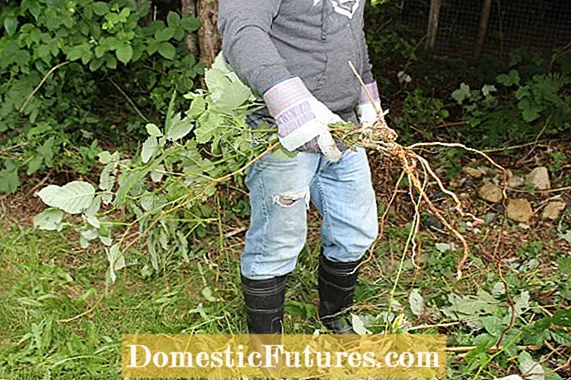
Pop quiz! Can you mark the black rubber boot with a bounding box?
[318,254,361,334]
[241,274,288,334]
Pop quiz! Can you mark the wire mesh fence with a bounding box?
[399,0,571,59]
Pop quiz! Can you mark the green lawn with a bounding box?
[0,216,569,379]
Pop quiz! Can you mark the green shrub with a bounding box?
[0,0,201,193]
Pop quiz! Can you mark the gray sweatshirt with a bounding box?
[218,0,373,122]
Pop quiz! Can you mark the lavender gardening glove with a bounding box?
[264,77,343,162]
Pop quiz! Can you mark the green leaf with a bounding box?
[92,2,109,16]
[201,287,217,302]
[99,151,119,164]
[187,96,207,119]
[167,115,193,141]
[116,43,133,64]
[158,42,176,60]
[33,208,64,231]
[27,155,44,175]
[558,257,571,276]
[409,289,424,316]
[195,111,223,144]
[22,0,42,19]
[514,291,530,316]
[559,230,571,244]
[181,15,201,32]
[452,83,471,104]
[553,309,571,327]
[141,136,159,163]
[106,244,125,284]
[352,314,372,335]
[146,39,161,55]
[167,12,181,27]
[214,81,253,112]
[0,169,21,194]
[37,181,96,214]
[482,316,503,337]
[145,123,163,137]
[155,27,176,42]
[518,351,544,380]
[4,17,18,36]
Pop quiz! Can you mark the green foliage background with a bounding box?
[0,0,202,193]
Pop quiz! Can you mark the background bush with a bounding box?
[0,0,201,193]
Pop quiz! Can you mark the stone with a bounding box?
[506,198,534,223]
[484,212,497,224]
[463,167,483,179]
[542,201,567,220]
[525,167,551,190]
[508,175,525,188]
[478,183,503,203]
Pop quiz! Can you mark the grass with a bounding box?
[0,202,569,379]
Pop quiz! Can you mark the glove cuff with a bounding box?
[359,81,380,105]
[263,76,312,116]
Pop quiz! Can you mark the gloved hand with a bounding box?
[357,81,398,142]
[357,81,382,125]
[264,76,342,162]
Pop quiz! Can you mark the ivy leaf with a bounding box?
[409,289,425,316]
[167,116,193,141]
[37,181,96,214]
[33,208,64,231]
[141,136,159,163]
[158,42,176,60]
[116,43,133,64]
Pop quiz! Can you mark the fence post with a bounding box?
[475,0,493,59]
[427,0,442,50]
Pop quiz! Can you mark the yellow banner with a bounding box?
[122,334,446,379]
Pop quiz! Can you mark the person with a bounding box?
[219,0,381,334]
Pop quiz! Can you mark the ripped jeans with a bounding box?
[242,147,379,280]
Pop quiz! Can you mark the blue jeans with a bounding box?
[242,147,378,280]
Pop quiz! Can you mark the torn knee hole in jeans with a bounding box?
[272,188,310,209]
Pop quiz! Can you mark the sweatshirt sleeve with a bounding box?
[359,26,374,85]
[218,0,291,96]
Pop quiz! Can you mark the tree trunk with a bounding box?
[181,0,199,56]
[197,0,222,67]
